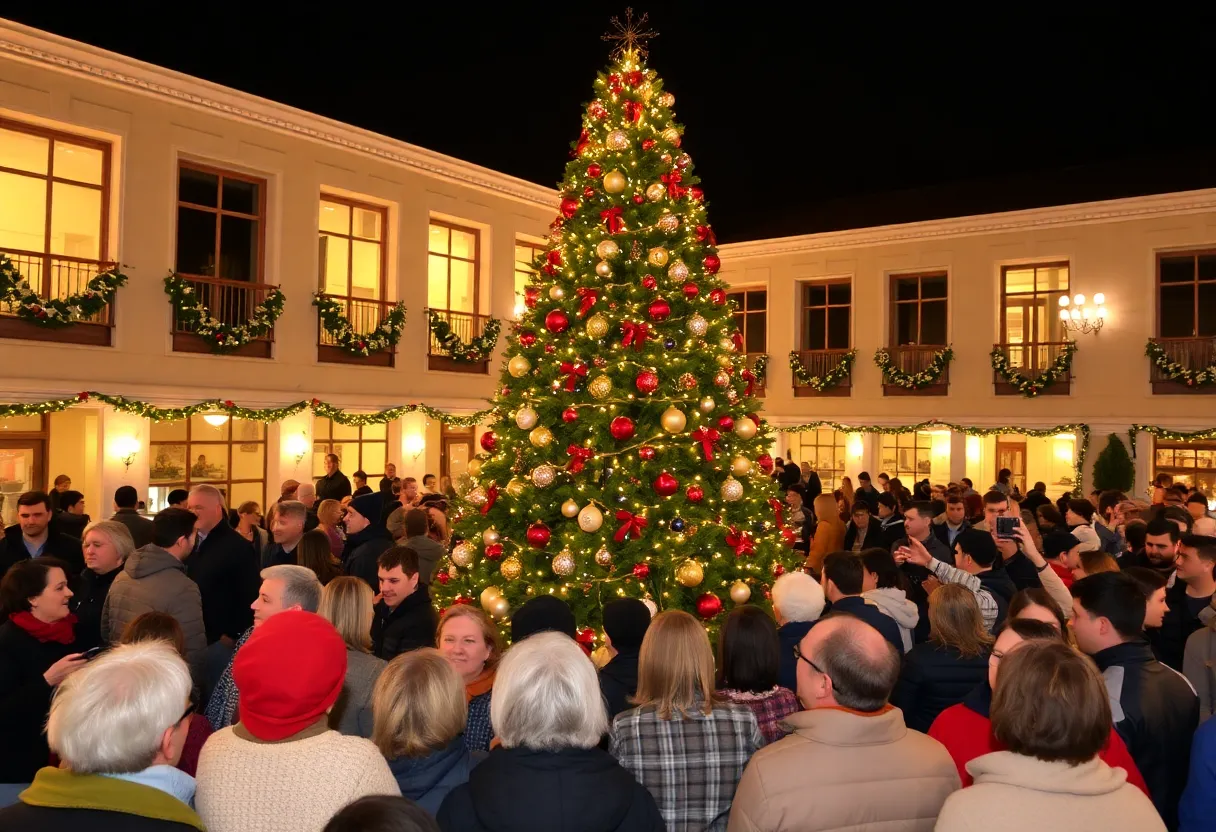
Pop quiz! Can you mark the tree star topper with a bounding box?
[602,8,658,59]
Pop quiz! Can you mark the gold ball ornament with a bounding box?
[482,527,500,545]
[552,549,576,577]
[667,260,690,281]
[585,313,609,339]
[647,246,669,267]
[661,127,681,145]
[603,170,627,194]
[661,406,687,434]
[578,503,604,533]
[505,478,526,498]
[596,240,620,259]
[595,546,613,567]
[657,213,679,233]
[659,92,675,107]
[606,130,629,150]
[730,581,752,604]
[675,559,704,587]
[529,426,554,448]
[500,556,522,581]
[688,314,708,337]
[646,183,666,202]
[531,464,557,488]
[678,372,697,390]
[562,499,580,518]
[699,396,716,413]
[716,353,733,368]
[731,455,753,476]
[489,595,510,619]
[479,585,502,610]
[734,417,758,440]
[467,458,482,477]
[595,260,613,278]
[721,476,744,502]
[451,542,474,568]
[507,355,531,378]
[467,486,488,507]
[720,337,737,352]
[714,370,731,388]
[588,375,613,399]
[515,406,539,430]
[548,285,565,301]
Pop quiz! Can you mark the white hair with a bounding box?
[296,482,316,501]
[48,641,191,773]
[260,564,323,612]
[491,631,607,750]
[188,483,226,510]
[772,571,826,623]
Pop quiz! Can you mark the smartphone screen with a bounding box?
[995,516,1020,539]
[81,646,105,661]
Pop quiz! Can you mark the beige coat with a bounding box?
[101,544,207,667]
[935,751,1165,832]
[727,706,959,832]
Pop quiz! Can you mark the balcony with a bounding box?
[792,349,852,398]
[0,249,117,346]
[742,353,767,397]
[172,275,276,358]
[1149,337,1216,394]
[426,307,493,373]
[881,345,950,396]
[993,342,1072,396]
[317,294,399,367]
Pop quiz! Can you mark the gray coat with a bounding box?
[403,534,445,584]
[331,647,387,738]
[101,544,207,668]
[1184,603,1216,723]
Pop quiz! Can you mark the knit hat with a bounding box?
[233,611,347,741]
[349,492,383,523]
[510,595,576,642]
[602,598,651,651]
[1043,531,1082,561]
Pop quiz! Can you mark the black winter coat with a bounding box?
[0,620,76,783]
[599,649,640,720]
[891,642,990,733]
[842,521,884,552]
[1148,580,1211,671]
[73,565,121,650]
[437,746,664,832]
[372,588,439,661]
[0,524,84,578]
[111,508,155,549]
[0,803,197,832]
[345,533,394,593]
[315,470,353,502]
[185,521,258,644]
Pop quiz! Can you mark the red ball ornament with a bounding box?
[648,298,671,322]
[696,593,724,619]
[485,543,503,560]
[546,250,563,266]
[682,282,700,299]
[695,224,711,241]
[582,186,595,199]
[716,416,735,431]
[610,416,636,442]
[632,562,651,580]
[544,344,556,354]
[686,485,704,503]
[518,330,537,347]
[587,163,602,178]
[525,287,540,309]
[455,595,473,605]
[636,370,659,395]
[544,309,570,334]
[773,563,786,577]
[642,138,656,151]
[626,70,644,87]
[480,431,497,452]
[560,197,579,218]
[589,101,607,119]
[435,571,450,585]
[709,288,727,306]
[638,446,656,461]
[758,454,774,474]
[703,254,721,274]
[641,275,657,290]
[653,471,679,497]
[632,194,644,204]
[576,627,597,647]
[526,523,552,549]
[562,407,579,423]
[689,186,705,202]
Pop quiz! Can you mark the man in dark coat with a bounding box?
[261,500,308,568]
[842,503,884,551]
[371,546,438,661]
[344,492,394,591]
[110,485,154,548]
[599,598,651,720]
[315,453,352,502]
[0,490,84,577]
[184,485,259,646]
[820,551,905,656]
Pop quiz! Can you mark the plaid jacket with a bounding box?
[610,701,763,832]
[717,687,800,745]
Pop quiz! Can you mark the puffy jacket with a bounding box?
[1183,600,1216,722]
[892,643,989,733]
[102,545,206,668]
[862,587,919,653]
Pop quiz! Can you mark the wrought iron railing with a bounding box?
[426,307,491,356]
[0,248,116,326]
[171,275,277,341]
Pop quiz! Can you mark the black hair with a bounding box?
[1187,491,1210,507]
[997,468,1011,483]
[1180,534,1216,564]
[0,557,71,616]
[1008,588,1067,633]
[961,478,974,488]
[786,482,807,499]
[876,492,898,511]
[860,547,908,591]
[114,485,139,509]
[1032,481,1047,493]
[858,471,871,482]
[822,551,865,596]
[152,508,198,549]
[352,470,368,482]
[1036,503,1064,528]
[58,490,84,511]
[983,490,1009,506]
[1098,490,1126,516]
[904,501,934,521]
[955,529,998,567]
[166,488,189,506]
[16,490,51,512]
[1145,516,1181,543]
[322,796,440,832]
[1122,565,1168,597]
[1070,572,1146,640]
[1067,499,1095,522]
[851,501,871,515]
[404,508,428,538]
[716,605,781,693]
[1160,505,1194,533]
[1124,519,1148,551]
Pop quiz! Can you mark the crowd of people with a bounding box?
[0,454,1214,831]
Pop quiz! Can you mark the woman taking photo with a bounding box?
[0,558,87,783]
[319,576,386,737]
[715,606,799,743]
[437,605,502,752]
[74,520,134,650]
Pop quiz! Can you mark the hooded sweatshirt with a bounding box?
[389,737,474,816]
[862,587,919,652]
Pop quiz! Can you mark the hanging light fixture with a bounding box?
[1058,292,1105,335]
[202,413,230,428]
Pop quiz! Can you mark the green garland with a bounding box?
[990,342,1077,397]
[1145,339,1216,388]
[0,254,126,327]
[789,349,856,391]
[91,393,309,423]
[874,346,954,389]
[164,273,285,353]
[0,394,84,418]
[427,310,501,362]
[313,294,407,356]
[311,399,495,428]
[1128,424,1216,460]
[751,354,768,386]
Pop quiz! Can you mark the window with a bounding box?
[801,281,850,350]
[728,289,767,352]
[319,196,386,300]
[148,416,266,512]
[312,418,387,488]
[514,240,544,319]
[176,162,265,283]
[427,220,479,313]
[1158,251,1216,339]
[1154,440,1216,501]
[890,273,947,346]
[881,432,934,483]
[1001,263,1069,347]
[796,428,847,492]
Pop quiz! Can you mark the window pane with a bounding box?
[0,128,48,174]
[190,415,229,441]
[221,178,258,215]
[827,307,850,349]
[353,207,381,241]
[176,207,217,276]
[921,300,947,344]
[450,228,476,260]
[515,244,537,272]
[1005,305,1026,345]
[895,278,920,301]
[179,167,218,208]
[1160,285,1195,338]
[0,173,47,252]
[332,421,359,441]
[896,304,919,344]
[330,442,355,470]
[320,234,350,295]
[351,240,381,299]
[746,291,767,311]
[319,200,350,235]
[448,259,475,313]
[361,422,387,440]
[1037,266,1068,292]
[314,418,332,441]
[231,442,264,481]
[1200,255,1216,282]
[827,282,851,305]
[187,445,227,481]
[428,223,448,254]
[1199,284,1216,337]
[1160,256,1194,284]
[805,309,826,350]
[1004,268,1034,294]
[53,141,103,185]
[150,420,187,442]
[805,284,826,306]
[427,254,449,308]
[219,215,258,281]
[229,482,264,509]
[361,442,386,477]
[745,312,766,352]
[232,418,265,442]
[0,414,42,431]
[921,276,948,299]
[312,445,329,478]
[49,182,101,259]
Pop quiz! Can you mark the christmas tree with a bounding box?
[433,14,797,637]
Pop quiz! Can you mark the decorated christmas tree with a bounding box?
[433,14,797,637]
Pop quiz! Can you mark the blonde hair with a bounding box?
[438,605,504,672]
[317,499,342,527]
[812,493,838,524]
[318,576,374,652]
[633,610,718,719]
[82,520,135,563]
[929,583,994,658]
[372,648,467,758]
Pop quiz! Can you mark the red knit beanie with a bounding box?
[233,611,347,741]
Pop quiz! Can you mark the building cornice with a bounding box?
[0,20,559,211]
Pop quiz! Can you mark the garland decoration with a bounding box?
[313,294,407,355]
[1145,339,1216,388]
[0,394,83,418]
[0,254,127,327]
[874,346,953,389]
[164,273,285,353]
[1128,425,1216,460]
[427,310,501,362]
[789,349,856,391]
[990,341,1077,397]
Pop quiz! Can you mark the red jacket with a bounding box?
[928,685,1148,795]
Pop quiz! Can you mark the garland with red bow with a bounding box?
[621,320,650,351]
[566,445,594,473]
[614,510,648,543]
[600,206,624,234]
[559,360,588,392]
[690,426,721,461]
[725,526,755,557]
[480,484,498,516]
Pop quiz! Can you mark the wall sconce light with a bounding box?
[1059,292,1105,335]
[113,436,140,472]
[285,432,310,467]
[404,434,425,461]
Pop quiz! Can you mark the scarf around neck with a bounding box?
[465,667,495,702]
[10,611,76,644]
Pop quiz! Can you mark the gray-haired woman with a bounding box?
[76,519,135,650]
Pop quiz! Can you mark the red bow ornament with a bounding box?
[614,510,648,543]
[559,360,588,392]
[623,100,642,123]
[577,287,599,318]
[661,170,687,200]
[480,484,499,516]
[732,331,744,352]
[566,445,594,473]
[768,497,785,527]
[690,427,721,461]
[621,321,650,351]
[574,129,592,157]
[725,526,755,558]
[600,206,624,234]
[742,368,757,396]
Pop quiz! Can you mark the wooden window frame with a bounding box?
[514,238,545,316]
[799,279,851,351]
[312,417,388,480]
[889,272,948,347]
[727,287,769,353]
[428,219,481,315]
[1152,437,1216,500]
[797,429,848,492]
[881,431,935,483]
[1156,249,1216,339]
[318,194,388,301]
[149,418,267,506]
[175,160,268,283]
[999,261,1070,345]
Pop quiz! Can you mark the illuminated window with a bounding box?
[514,240,544,319]
[1154,439,1216,501]
[319,196,386,300]
[148,416,266,512]
[800,281,850,350]
[1158,251,1216,339]
[176,162,265,282]
[881,432,934,483]
[427,220,479,313]
[795,429,847,492]
[312,417,388,488]
[728,288,767,352]
[890,273,947,347]
[1000,263,1069,369]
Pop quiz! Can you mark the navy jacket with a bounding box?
[826,595,905,656]
[599,649,641,720]
[185,521,258,643]
[777,619,815,691]
[390,737,475,817]
[371,588,439,661]
[892,642,989,733]
[1149,580,1211,671]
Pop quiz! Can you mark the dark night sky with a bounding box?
[6,5,1216,243]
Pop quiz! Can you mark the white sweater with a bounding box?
[195,726,400,832]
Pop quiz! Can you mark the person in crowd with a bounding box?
[1036,502,1064,536]
[1043,530,1083,588]
[1124,566,1171,632]
[935,640,1164,832]
[820,551,905,655]
[1186,493,1216,536]
[874,492,905,549]
[420,474,436,495]
[195,611,399,832]
[778,459,801,490]
[978,491,1043,591]
[877,472,891,492]
[185,485,259,655]
[1163,504,1196,537]
[379,463,398,495]
[101,508,206,667]
[400,509,443,585]
[958,477,978,498]
[1020,480,1049,514]
[1096,490,1128,555]
[0,641,203,830]
[990,467,1012,496]
[319,576,386,738]
[511,595,577,643]
[860,547,919,651]
[344,492,395,591]
[715,605,799,744]
[372,546,437,661]
[1120,518,1149,568]
[440,476,457,501]
[805,493,844,570]
[892,501,953,605]
[386,507,408,543]
[296,482,320,529]
[1151,534,1216,670]
[1066,497,1103,553]
[961,491,983,525]
[1021,507,1044,553]
[205,564,323,730]
[54,490,89,539]
[840,475,855,507]
[933,493,971,549]
[728,614,958,832]
[1182,716,1216,832]
[0,558,86,784]
[423,499,450,545]
[599,597,652,720]
[110,484,154,548]
[842,501,883,553]
[234,500,268,561]
[352,471,373,498]
[298,527,343,585]
[853,471,879,514]
[277,480,300,504]
[1184,594,1216,722]
[437,605,501,753]
[325,796,440,832]
[1074,548,1121,581]
[1071,572,1199,829]
[74,519,134,650]
[0,490,84,576]
[892,584,991,732]
[771,570,825,691]
[1152,473,1174,506]
[783,483,809,552]
[442,632,663,832]
[1008,587,1068,632]
[263,499,308,568]
[163,488,188,509]
[317,498,346,559]
[372,648,472,816]
[901,529,1013,633]
[316,453,354,502]
[48,474,71,512]
[611,610,762,832]
[400,477,421,509]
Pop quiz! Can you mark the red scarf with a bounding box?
[9,611,77,644]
